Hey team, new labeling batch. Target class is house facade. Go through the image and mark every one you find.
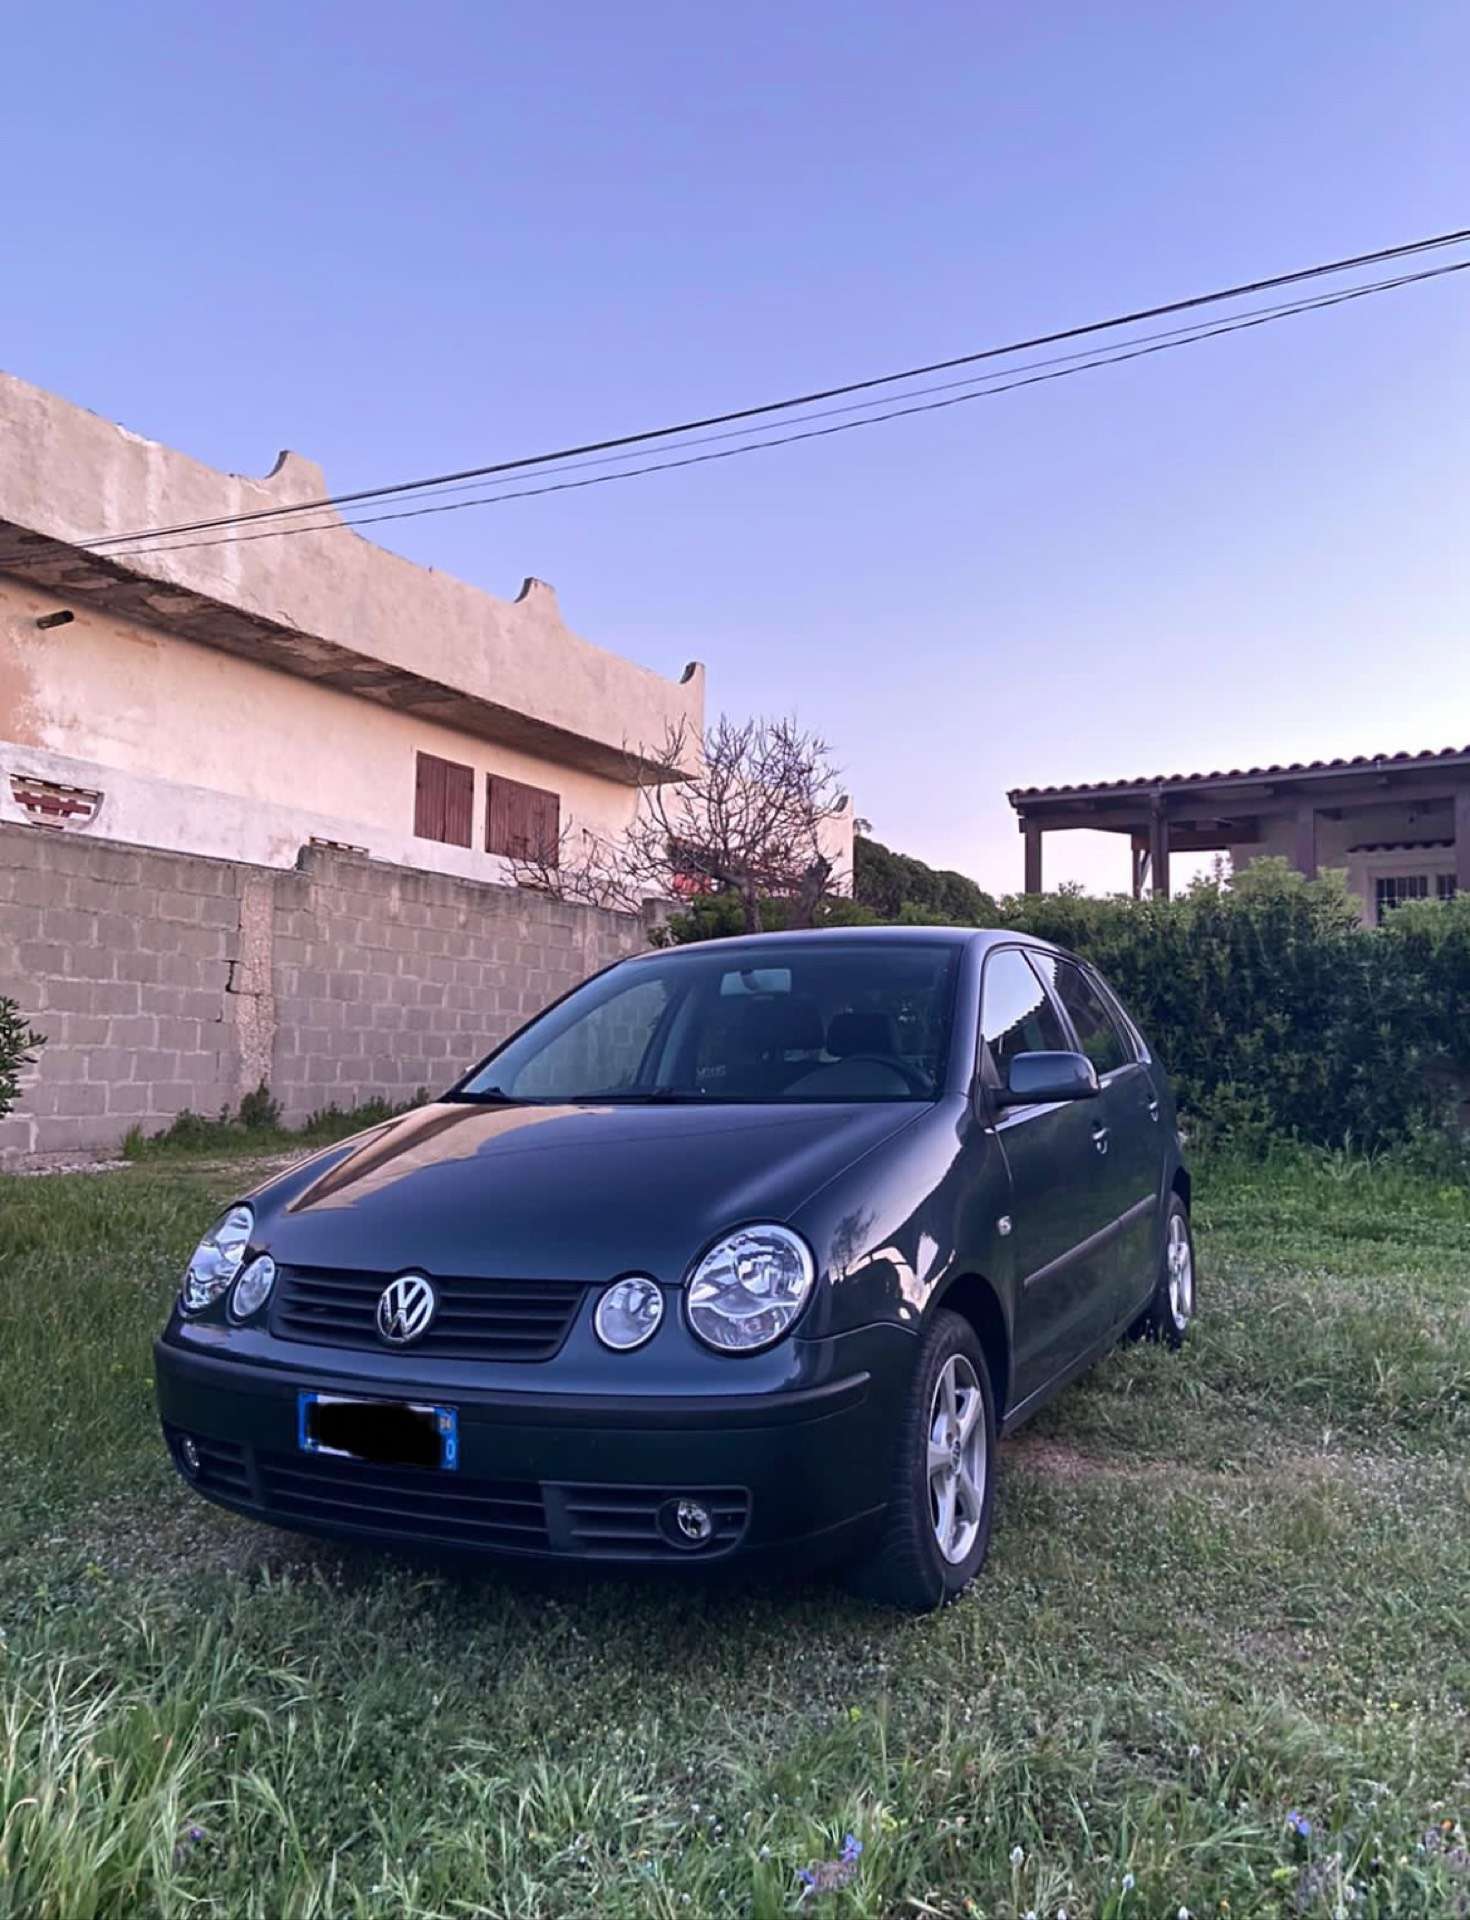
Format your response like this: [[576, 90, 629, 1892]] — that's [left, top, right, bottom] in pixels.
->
[[0, 372, 708, 883], [1008, 747, 1470, 923]]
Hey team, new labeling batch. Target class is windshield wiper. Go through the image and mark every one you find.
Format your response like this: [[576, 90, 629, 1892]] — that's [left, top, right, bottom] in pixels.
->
[[572, 1087, 703, 1103], [452, 1085, 519, 1104]]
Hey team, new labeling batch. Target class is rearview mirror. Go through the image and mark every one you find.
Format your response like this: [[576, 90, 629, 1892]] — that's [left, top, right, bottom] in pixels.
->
[[995, 1050, 1100, 1107]]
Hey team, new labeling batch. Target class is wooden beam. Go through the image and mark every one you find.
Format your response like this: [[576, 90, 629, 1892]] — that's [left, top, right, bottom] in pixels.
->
[[1149, 801, 1171, 900], [1457, 790, 1470, 896], [1293, 804, 1319, 880], [1131, 835, 1148, 900], [1024, 824, 1043, 895]]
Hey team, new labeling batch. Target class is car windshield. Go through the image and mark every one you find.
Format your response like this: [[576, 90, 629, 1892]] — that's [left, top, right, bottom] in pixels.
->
[[454, 942, 960, 1104]]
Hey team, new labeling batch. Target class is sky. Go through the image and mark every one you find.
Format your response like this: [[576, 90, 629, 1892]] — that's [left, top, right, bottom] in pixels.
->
[[3, 1, 1468, 895]]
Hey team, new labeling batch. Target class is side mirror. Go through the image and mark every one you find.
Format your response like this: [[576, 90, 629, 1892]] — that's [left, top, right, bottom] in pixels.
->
[[995, 1050, 1100, 1107]]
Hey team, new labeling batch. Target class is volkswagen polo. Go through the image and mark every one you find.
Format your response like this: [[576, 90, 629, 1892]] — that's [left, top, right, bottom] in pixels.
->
[[154, 927, 1193, 1611]]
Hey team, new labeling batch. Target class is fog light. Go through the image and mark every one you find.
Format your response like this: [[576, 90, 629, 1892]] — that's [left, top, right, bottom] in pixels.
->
[[179, 1435, 201, 1476], [657, 1495, 715, 1549], [676, 1499, 713, 1543]]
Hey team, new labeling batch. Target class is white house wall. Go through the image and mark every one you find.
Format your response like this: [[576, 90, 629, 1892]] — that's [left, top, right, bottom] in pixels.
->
[[1, 576, 647, 878]]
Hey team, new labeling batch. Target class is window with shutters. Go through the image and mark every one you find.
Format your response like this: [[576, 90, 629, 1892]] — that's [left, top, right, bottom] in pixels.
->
[[413, 752, 474, 847], [486, 775, 561, 865]]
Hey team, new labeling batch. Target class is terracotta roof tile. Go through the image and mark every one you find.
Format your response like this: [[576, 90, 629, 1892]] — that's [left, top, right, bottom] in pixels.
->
[[1008, 744, 1470, 805]]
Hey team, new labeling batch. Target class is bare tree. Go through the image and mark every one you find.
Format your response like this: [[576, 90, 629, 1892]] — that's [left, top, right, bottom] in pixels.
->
[[507, 715, 848, 932], [504, 822, 646, 915]]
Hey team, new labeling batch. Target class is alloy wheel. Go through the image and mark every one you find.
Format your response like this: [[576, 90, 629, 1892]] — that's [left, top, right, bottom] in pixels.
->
[[927, 1353, 986, 1565], [1166, 1210, 1194, 1331]]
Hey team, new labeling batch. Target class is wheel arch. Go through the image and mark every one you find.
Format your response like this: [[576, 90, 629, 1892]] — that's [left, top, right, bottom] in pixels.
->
[[1171, 1164, 1192, 1212], [931, 1272, 1011, 1423]]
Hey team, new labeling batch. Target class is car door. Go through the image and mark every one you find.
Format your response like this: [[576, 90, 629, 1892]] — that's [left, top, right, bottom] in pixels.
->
[[977, 946, 1120, 1406], [1030, 954, 1161, 1331]]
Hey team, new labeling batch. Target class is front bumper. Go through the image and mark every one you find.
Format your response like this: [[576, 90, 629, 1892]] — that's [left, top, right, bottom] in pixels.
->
[[153, 1328, 910, 1568]]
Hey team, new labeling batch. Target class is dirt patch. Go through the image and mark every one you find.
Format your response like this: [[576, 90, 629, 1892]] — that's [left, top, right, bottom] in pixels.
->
[[71, 1487, 333, 1587], [9, 1151, 131, 1177], [6, 1148, 308, 1181], [1007, 1436, 1137, 1483]]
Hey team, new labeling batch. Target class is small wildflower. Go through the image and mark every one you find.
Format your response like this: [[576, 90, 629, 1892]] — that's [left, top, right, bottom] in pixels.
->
[[1011, 1845, 1026, 1867], [1122, 1873, 1136, 1894], [796, 1837, 862, 1896], [1287, 1811, 1313, 1841], [1179, 1907, 1192, 1919]]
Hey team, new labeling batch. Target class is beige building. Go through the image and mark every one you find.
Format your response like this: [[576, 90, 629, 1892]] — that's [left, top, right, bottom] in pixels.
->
[[1009, 747, 1470, 922], [0, 372, 717, 885]]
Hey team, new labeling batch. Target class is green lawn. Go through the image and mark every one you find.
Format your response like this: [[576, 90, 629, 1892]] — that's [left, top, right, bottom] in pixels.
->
[[1, 1149, 1467, 1919]]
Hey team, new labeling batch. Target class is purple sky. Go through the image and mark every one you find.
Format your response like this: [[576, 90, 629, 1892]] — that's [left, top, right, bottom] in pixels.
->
[[4, 2, 1467, 894]]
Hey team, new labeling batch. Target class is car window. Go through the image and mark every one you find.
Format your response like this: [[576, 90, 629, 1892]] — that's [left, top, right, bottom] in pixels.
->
[[458, 942, 960, 1103], [503, 977, 671, 1098], [1032, 955, 1131, 1077], [1092, 973, 1148, 1062], [980, 947, 1070, 1072]]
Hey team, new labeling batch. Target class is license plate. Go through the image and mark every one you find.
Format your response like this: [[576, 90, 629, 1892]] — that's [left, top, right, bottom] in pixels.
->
[[298, 1392, 459, 1471]]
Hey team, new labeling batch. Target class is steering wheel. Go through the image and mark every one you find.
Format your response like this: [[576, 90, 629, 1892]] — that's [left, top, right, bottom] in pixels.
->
[[838, 1053, 931, 1095]]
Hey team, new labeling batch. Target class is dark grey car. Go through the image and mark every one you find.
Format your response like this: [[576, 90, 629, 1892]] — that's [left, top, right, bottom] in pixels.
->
[[155, 928, 1194, 1611]]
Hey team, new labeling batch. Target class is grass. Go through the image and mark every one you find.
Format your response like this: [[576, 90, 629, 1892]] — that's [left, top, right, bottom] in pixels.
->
[[0, 1146, 1466, 1917], [120, 1091, 428, 1163]]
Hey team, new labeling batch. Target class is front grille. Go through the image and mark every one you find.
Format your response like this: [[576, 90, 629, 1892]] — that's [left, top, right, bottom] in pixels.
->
[[271, 1266, 585, 1360], [257, 1450, 551, 1551], [555, 1484, 751, 1558]]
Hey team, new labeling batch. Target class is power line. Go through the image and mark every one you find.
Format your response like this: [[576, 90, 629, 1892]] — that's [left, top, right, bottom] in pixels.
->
[[49, 257, 1466, 566], [14, 222, 1469, 561], [173, 263, 1452, 515]]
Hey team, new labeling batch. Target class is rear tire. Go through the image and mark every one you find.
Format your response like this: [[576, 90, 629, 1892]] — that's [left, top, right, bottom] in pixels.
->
[[846, 1309, 997, 1612], [1134, 1193, 1196, 1349]]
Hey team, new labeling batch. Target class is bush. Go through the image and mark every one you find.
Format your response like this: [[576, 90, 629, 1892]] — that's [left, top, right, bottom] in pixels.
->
[[652, 890, 880, 947], [854, 834, 998, 925], [999, 862, 1469, 1152], [0, 996, 45, 1121]]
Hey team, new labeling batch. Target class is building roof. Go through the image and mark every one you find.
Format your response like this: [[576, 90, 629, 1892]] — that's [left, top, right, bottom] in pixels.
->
[[1009, 744, 1470, 806], [0, 371, 703, 785]]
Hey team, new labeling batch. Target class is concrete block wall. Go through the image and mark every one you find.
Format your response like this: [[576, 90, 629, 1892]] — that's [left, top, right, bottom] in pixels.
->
[[0, 824, 646, 1159], [268, 845, 644, 1122]]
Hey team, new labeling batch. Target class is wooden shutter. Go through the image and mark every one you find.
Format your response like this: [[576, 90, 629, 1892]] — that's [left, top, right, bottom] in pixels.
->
[[487, 775, 561, 864], [443, 760, 474, 847], [414, 751, 474, 846]]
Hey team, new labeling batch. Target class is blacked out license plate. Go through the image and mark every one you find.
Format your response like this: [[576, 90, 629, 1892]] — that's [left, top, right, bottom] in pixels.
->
[[298, 1392, 459, 1471]]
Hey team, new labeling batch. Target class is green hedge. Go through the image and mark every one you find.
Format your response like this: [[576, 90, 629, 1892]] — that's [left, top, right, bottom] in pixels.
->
[[656, 860, 1470, 1153], [998, 863, 1470, 1151]]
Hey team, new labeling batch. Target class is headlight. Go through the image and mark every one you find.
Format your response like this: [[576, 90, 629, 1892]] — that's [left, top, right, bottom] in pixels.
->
[[594, 1275, 664, 1350], [229, 1254, 277, 1323], [181, 1205, 254, 1313], [687, 1225, 815, 1353]]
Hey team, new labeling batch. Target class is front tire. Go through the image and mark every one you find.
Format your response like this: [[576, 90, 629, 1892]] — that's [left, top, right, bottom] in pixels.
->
[[847, 1309, 997, 1612]]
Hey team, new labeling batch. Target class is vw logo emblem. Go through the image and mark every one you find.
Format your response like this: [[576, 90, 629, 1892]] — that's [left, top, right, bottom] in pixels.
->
[[376, 1274, 436, 1346]]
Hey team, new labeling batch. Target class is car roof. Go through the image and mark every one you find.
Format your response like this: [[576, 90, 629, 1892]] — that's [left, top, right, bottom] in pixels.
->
[[624, 925, 1067, 962]]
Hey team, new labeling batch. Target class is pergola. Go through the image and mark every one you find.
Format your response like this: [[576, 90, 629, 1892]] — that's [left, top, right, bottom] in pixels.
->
[[1008, 746, 1470, 898]]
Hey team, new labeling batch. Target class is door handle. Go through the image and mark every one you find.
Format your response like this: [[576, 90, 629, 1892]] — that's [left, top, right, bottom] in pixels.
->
[[1091, 1123, 1110, 1155], [1147, 1097, 1160, 1122]]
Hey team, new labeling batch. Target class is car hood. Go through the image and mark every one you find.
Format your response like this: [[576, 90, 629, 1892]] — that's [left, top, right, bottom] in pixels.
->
[[257, 1099, 923, 1282]]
